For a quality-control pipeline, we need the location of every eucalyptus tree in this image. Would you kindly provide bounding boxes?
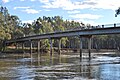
[115,7,120,17]
[0,6,11,40]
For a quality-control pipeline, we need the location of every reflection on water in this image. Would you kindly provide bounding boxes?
[0,52,120,80]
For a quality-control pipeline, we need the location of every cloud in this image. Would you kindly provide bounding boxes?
[43,9,51,11]
[31,0,36,1]
[40,0,96,10]
[41,0,79,10]
[14,6,30,10]
[22,8,39,14]
[40,0,120,10]
[86,0,120,10]
[67,10,80,14]
[20,0,25,1]
[75,19,100,26]
[20,0,35,1]
[39,0,49,3]
[69,14,103,20]
[13,6,40,14]
[22,20,33,24]
[2,0,9,3]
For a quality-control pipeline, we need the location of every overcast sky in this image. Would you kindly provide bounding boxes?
[1,0,120,25]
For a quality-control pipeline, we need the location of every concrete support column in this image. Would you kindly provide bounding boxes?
[49,38,53,56]
[15,42,18,49]
[58,38,61,55]
[30,40,32,56]
[22,42,25,53]
[37,40,40,53]
[79,37,83,60]
[2,41,6,52]
[88,36,92,60]
[37,40,41,64]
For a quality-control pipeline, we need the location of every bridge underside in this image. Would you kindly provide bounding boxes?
[4,26,120,60]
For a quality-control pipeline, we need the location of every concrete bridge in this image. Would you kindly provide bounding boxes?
[5,23,120,60]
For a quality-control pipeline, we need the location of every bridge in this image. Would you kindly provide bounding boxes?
[5,23,120,60]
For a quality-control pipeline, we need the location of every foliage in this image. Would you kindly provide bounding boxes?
[115,7,120,17]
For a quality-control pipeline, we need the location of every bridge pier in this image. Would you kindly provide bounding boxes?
[58,38,61,55]
[15,42,18,49]
[88,36,92,60]
[2,41,5,52]
[79,37,83,60]
[37,40,40,53]
[49,38,53,56]
[30,40,33,58]
[22,42,25,53]
[79,35,92,60]
[37,40,41,63]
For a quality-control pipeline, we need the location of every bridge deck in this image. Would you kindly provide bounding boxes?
[5,26,120,43]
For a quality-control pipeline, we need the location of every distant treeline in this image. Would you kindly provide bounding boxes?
[0,6,120,51]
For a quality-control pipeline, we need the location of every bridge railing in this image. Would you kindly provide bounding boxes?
[63,23,120,32]
[93,23,120,28]
[16,23,120,38]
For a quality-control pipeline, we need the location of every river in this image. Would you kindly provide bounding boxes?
[0,52,120,80]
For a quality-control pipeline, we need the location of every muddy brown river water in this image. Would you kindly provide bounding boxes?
[0,52,120,80]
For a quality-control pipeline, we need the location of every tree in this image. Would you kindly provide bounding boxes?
[115,7,120,17]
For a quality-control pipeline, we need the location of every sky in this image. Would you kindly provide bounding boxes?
[1,0,120,25]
